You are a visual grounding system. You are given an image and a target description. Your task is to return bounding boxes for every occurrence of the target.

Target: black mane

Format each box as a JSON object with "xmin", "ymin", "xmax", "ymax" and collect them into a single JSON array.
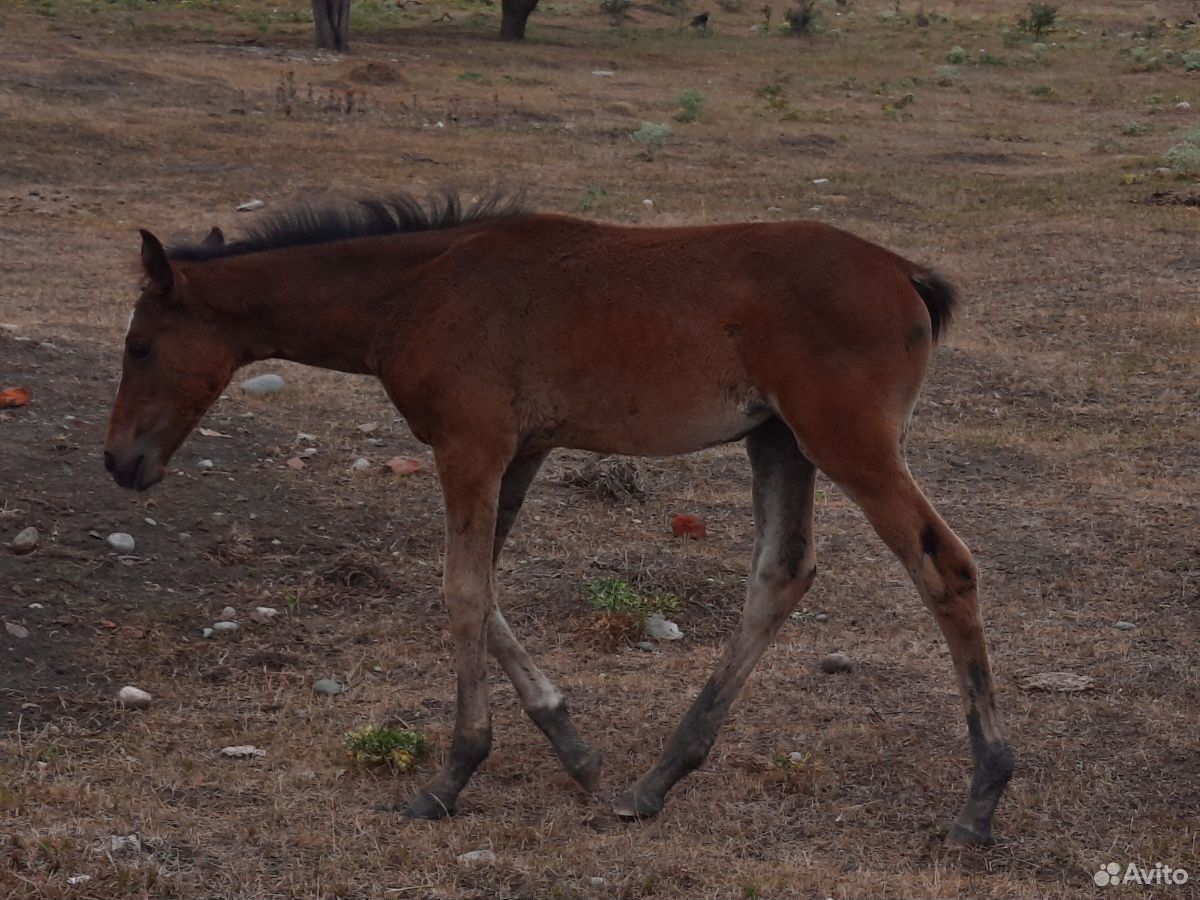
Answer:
[{"xmin": 167, "ymin": 188, "xmax": 527, "ymax": 262}]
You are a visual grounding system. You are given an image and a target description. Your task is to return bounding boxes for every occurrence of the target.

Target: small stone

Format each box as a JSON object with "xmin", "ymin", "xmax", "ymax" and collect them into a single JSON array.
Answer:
[
  {"xmin": 211, "ymin": 621, "xmax": 238, "ymax": 634},
  {"xmin": 219, "ymin": 744, "xmax": 266, "ymax": 758},
  {"xmin": 11, "ymin": 526, "xmax": 38, "ymax": 554},
  {"xmin": 1175, "ymin": 100, "xmax": 1191, "ymax": 110},
  {"xmin": 814, "ymin": 613, "xmax": 829, "ymax": 622},
  {"xmin": 645, "ymin": 613, "xmax": 683, "ymax": 641},
  {"xmin": 106, "ymin": 532, "xmax": 135, "ymax": 554},
  {"xmin": 240, "ymin": 373, "xmax": 285, "ymax": 396},
  {"xmin": 202, "ymin": 627, "xmax": 214, "ymax": 638},
  {"xmin": 1113, "ymin": 621, "xmax": 1136, "ymax": 631},
  {"xmin": 767, "ymin": 206, "xmax": 783, "ymax": 214},
  {"xmin": 818, "ymin": 652, "xmax": 853, "ymax": 674},
  {"xmin": 634, "ymin": 641, "xmax": 656, "ymax": 652},
  {"xmin": 811, "ymin": 177, "xmax": 831, "ymax": 184},
  {"xmin": 385, "ymin": 456, "xmax": 428, "ymax": 476},
  {"xmin": 591, "ymin": 69, "xmax": 615, "ymax": 77},
  {"xmin": 144, "ymin": 517, "xmax": 157, "ymax": 526},
  {"xmin": 1154, "ymin": 167, "xmax": 1174, "ymax": 177},
  {"xmin": 118, "ymin": 686, "xmax": 152, "ymax": 709},
  {"xmin": 236, "ymin": 198, "xmax": 266, "ymax": 211},
  {"xmin": 787, "ymin": 751, "xmax": 805, "ymax": 764},
  {"xmin": 456, "ymin": 849, "xmax": 497, "ymax": 867},
  {"xmin": 589, "ymin": 877, "xmax": 607, "ymax": 887},
  {"xmin": 221, "ymin": 606, "xmax": 237, "ymax": 619},
  {"xmin": 356, "ymin": 422, "xmax": 378, "ymax": 433},
  {"xmin": 198, "ymin": 459, "xmax": 214, "ymax": 469},
  {"xmin": 642, "ymin": 198, "xmax": 654, "ymax": 209},
  {"xmin": 27, "ymin": 603, "xmax": 43, "ymax": 610},
  {"xmin": 250, "ymin": 606, "xmax": 278, "ymax": 624},
  {"xmin": 4, "ymin": 621, "xmax": 29, "ymax": 639},
  {"xmin": 286, "ymin": 457, "xmax": 305, "ymax": 470},
  {"xmin": 313, "ymin": 678, "xmax": 344, "ymax": 695},
  {"xmin": 671, "ymin": 513, "xmax": 706, "ymax": 539},
  {"xmin": 296, "ymin": 432, "xmax": 317, "ymax": 443},
  {"xmin": 66, "ymin": 875, "xmax": 91, "ymax": 886},
  {"xmin": 300, "ymin": 448, "xmax": 318, "ymax": 458},
  {"xmin": 350, "ymin": 457, "xmax": 371, "ymax": 472}
]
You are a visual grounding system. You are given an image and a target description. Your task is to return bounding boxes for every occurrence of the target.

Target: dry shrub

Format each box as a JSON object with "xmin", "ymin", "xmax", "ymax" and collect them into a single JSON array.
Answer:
[
  {"xmin": 318, "ymin": 550, "xmax": 390, "ymax": 590},
  {"xmin": 558, "ymin": 455, "xmax": 647, "ymax": 501},
  {"xmin": 579, "ymin": 611, "xmax": 643, "ymax": 650}
]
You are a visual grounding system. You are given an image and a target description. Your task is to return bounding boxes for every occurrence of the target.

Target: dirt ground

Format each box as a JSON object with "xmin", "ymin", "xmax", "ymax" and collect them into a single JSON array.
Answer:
[{"xmin": 1, "ymin": 0, "xmax": 1198, "ymax": 896}]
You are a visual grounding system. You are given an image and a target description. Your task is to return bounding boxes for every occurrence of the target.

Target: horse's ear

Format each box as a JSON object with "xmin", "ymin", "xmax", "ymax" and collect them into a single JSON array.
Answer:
[
  {"xmin": 201, "ymin": 226, "xmax": 225, "ymax": 251},
  {"xmin": 139, "ymin": 229, "xmax": 174, "ymax": 293}
]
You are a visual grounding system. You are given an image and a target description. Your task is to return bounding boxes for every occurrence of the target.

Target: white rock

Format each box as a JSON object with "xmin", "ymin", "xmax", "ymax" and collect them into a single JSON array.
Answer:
[
  {"xmin": 300, "ymin": 447, "xmax": 318, "ymax": 457},
  {"xmin": 236, "ymin": 198, "xmax": 266, "ymax": 211},
  {"xmin": 591, "ymin": 69, "xmax": 615, "ymax": 77},
  {"xmin": 457, "ymin": 849, "xmax": 497, "ymax": 866},
  {"xmin": 350, "ymin": 457, "xmax": 371, "ymax": 472},
  {"xmin": 27, "ymin": 602, "xmax": 43, "ymax": 610},
  {"xmin": 313, "ymin": 678, "xmax": 344, "ymax": 695},
  {"xmin": 5, "ymin": 621, "xmax": 29, "ymax": 639},
  {"xmin": 11, "ymin": 526, "xmax": 38, "ymax": 554},
  {"xmin": 211, "ymin": 621, "xmax": 238, "ymax": 634},
  {"xmin": 788, "ymin": 751, "xmax": 805, "ymax": 764},
  {"xmin": 106, "ymin": 532, "xmax": 135, "ymax": 554},
  {"xmin": 219, "ymin": 745, "xmax": 266, "ymax": 758},
  {"xmin": 296, "ymin": 432, "xmax": 317, "ymax": 442},
  {"xmin": 1113, "ymin": 621, "xmax": 1136, "ymax": 631},
  {"xmin": 198, "ymin": 459, "xmax": 214, "ymax": 469},
  {"xmin": 642, "ymin": 198, "xmax": 654, "ymax": 209},
  {"xmin": 240, "ymin": 373, "xmax": 285, "ymax": 395},
  {"xmin": 250, "ymin": 606, "xmax": 278, "ymax": 624},
  {"xmin": 202, "ymin": 627, "xmax": 214, "ymax": 639},
  {"xmin": 645, "ymin": 613, "xmax": 683, "ymax": 641},
  {"xmin": 1175, "ymin": 101, "xmax": 1191, "ymax": 110},
  {"xmin": 811, "ymin": 177, "xmax": 831, "ymax": 184},
  {"xmin": 118, "ymin": 686, "xmax": 152, "ymax": 709},
  {"xmin": 221, "ymin": 606, "xmax": 237, "ymax": 619},
  {"xmin": 356, "ymin": 422, "xmax": 378, "ymax": 433},
  {"xmin": 144, "ymin": 517, "xmax": 157, "ymax": 526}
]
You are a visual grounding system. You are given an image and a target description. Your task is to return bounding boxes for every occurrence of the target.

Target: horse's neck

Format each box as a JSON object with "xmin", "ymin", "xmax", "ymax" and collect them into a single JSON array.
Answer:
[{"xmin": 190, "ymin": 236, "xmax": 445, "ymax": 376}]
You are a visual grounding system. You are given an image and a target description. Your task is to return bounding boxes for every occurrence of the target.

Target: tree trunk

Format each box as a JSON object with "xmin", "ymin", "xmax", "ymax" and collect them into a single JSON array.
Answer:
[
  {"xmin": 499, "ymin": 0, "xmax": 539, "ymax": 40},
  {"xmin": 312, "ymin": 0, "xmax": 351, "ymax": 51}
]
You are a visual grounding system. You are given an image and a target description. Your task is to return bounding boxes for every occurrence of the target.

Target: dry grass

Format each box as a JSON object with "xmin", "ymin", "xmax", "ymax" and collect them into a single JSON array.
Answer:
[{"xmin": 1, "ymin": 0, "xmax": 1198, "ymax": 897}]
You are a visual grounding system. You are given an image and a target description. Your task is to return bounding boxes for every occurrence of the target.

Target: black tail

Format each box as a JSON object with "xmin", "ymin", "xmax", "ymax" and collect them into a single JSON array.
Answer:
[{"xmin": 910, "ymin": 269, "xmax": 958, "ymax": 342}]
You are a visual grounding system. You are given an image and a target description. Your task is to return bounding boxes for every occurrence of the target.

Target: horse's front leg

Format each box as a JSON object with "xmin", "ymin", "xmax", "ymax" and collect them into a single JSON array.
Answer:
[{"xmin": 402, "ymin": 440, "xmax": 507, "ymax": 820}]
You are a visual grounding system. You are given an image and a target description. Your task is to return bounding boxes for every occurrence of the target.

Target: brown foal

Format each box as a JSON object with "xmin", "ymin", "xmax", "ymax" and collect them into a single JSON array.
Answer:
[{"xmin": 104, "ymin": 192, "xmax": 1014, "ymax": 844}]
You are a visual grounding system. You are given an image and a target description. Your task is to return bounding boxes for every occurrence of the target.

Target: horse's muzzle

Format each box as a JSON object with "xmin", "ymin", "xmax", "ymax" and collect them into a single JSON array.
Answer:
[{"xmin": 103, "ymin": 448, "xmax": 163, "ymax": 491}]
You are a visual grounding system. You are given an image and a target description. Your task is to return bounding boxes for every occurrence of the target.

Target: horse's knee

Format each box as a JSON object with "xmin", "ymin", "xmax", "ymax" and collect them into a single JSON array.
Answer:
[{"xmin": 918, "ymin": 523, "xmax": 977, "ymax": 607}]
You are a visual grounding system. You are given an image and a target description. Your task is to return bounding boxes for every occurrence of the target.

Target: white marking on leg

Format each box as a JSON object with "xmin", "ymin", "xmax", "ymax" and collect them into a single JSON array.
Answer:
[{"xmin": 487, "ymin": 608, "xmax": 563, "ymax": 712}]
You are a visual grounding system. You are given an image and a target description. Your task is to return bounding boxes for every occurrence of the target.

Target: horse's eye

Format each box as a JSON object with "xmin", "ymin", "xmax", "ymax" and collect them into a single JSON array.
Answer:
[{"xmin": 127, "ymin": 340, "xmax": 152, "ymax": 361}]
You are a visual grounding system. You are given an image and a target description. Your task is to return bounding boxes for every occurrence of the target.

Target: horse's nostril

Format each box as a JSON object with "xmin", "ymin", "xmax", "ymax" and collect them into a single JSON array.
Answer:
[{"xmin": 104, "ymin": 451, "xmax": 117, "ymax": 473}]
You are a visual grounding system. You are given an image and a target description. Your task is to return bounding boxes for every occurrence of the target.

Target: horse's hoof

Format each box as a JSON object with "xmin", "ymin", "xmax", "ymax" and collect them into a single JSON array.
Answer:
[
  {"xmin": 612, "ymin": 788, "xmax": 663, "ymax": 820},
  {"xmin": 401, "ymin": 792, "xmax": 454, "ymax": 820},
  {"xmin": 567, "ymin": 748, "xmax": 604, "ymax": 793},
  {"xmin": 944, "ymin": 821, "xmax": 993, "ymax": 847}
]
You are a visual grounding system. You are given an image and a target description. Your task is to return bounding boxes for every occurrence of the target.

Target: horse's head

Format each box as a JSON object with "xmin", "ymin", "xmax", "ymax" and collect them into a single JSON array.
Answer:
[{"xmin": 104, "ymin": 228, "xmax": 237, "ymax": 491}]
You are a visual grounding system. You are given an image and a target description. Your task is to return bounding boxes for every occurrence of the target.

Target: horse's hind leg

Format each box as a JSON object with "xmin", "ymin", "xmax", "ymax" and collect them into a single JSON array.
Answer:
[
  {"xmin": 798, "ymin": 419, "xmax": 1015, "ymax": 845},
  {"xmin": 614, "ymin": 418, "xmax": 816, "ymax": 818},
  {"xmin": 488, "ymin": 452, "xmax": 603, "ymax": 790}
]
